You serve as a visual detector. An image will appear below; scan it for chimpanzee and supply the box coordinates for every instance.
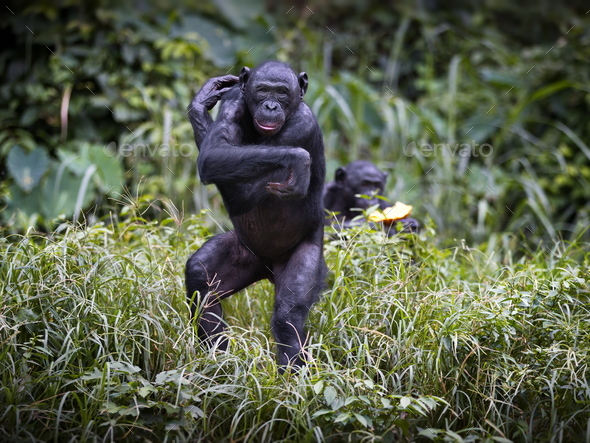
[323,160,420,234]
[186,61,326,370]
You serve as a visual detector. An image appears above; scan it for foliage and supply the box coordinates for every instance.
[0,0,273,231]
[285,1,590,245]
[2,1,589,245]
[0,206,589,441]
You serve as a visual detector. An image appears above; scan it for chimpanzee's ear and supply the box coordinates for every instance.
[298,72,308,98]
[239,67,251,92]
[335,167,347,185]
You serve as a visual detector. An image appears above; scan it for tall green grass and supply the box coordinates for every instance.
[1,203,588,441]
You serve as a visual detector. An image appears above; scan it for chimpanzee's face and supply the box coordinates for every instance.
[240,62,308,136]
[336,161,387,209]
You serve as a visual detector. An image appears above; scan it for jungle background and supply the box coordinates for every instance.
[2,0,589,245]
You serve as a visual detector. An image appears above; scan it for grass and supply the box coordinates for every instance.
[1,203,589,442]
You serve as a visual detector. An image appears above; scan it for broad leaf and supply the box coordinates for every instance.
[7,145,49,193]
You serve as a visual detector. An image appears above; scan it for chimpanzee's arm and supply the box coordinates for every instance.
[187,75,239,148]
[198,96,312,200]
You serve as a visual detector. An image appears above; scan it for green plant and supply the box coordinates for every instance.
[1,200,588,440]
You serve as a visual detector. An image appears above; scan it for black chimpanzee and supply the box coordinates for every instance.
[186,61,326,370]
[323,160,420,234]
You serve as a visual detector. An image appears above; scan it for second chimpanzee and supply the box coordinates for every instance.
[323,160,420,234]
[186,61,326,370]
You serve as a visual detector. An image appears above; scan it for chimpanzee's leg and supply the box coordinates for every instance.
[186,231,270,349]
[271,229,326,370]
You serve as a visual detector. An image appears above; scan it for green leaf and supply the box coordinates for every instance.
[399,396,412,408]
[41,167,96,220]
[104,401,123,414]
[212,0,265,30]
[313,380,324,395]
[334,412,350,423]
[80,368,103,381]
[354,413,369,427]
[176,15,236,67]
[138,385,156,398]
[7,145,49,192]
[88,144,124,194]
[311,409,332,418]
[5,182,44,219]
[185,404,204,418]
[323,386,337,406]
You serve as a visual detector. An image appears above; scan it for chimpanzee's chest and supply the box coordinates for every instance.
[231,198,310,258]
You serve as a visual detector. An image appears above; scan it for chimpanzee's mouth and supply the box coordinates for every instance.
[254,119,280,133]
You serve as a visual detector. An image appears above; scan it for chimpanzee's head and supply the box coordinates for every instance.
[239,61,308,136]
[335,161,388,209]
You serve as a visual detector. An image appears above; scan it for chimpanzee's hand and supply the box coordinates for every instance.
[266,148,311,200]
[190,75,239,111]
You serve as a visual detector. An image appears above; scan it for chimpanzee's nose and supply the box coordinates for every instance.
[265,102,278,111]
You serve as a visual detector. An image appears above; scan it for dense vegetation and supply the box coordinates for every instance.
[1,0,589,441]
[1,208,589,441]
[2,0,589,243]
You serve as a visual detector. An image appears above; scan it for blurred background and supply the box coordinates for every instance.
[1,0,589,248]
